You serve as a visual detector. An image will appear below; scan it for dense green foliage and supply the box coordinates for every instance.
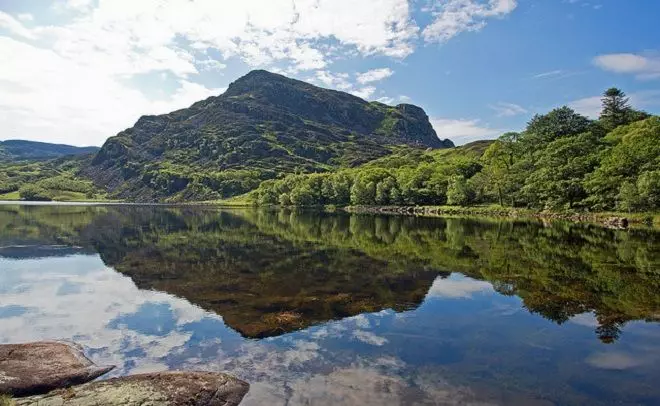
[252,89,658,212]
[0,157,106,201]
[252,142,490,206]
[82,70,452,201]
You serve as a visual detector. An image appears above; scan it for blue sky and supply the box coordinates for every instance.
[1,0,659,146]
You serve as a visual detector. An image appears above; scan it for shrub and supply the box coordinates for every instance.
[19,184,52,201]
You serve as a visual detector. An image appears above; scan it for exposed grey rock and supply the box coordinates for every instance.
[15,371,249,406]
[0,341,114,397]
[602,216,629,229]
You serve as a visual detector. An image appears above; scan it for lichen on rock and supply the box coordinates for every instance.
[15,371,249,406]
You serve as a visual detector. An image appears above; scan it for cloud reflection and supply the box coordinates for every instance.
[426,274,494,299]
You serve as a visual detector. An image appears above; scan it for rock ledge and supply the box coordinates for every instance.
[0,341,114,397]
[15,371,249,406]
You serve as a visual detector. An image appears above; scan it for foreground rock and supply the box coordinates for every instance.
[15,371,249,406]
[0,341,114,397]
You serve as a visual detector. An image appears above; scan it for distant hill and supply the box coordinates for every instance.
[84,70,453,201]
[0,140,99,161]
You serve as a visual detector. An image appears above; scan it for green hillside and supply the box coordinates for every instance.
[0,140,99,161]
[0,156,108,202]
[81,70,453,202]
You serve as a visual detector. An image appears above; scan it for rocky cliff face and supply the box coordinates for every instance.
[84,70,453,201]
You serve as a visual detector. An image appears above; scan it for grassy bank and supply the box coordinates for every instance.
[0,191,20,200]
[0,194,122,203]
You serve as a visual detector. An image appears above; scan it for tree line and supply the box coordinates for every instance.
[252,88,659,212]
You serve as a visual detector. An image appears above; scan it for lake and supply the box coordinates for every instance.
[1,204,659,405]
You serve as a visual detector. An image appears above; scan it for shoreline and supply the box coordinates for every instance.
[342,205,659,228]
[2,200,658,228]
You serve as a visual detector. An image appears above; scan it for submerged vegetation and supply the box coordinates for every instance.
[252,88,658,213]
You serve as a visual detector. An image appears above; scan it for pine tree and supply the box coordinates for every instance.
[599,88,631,130]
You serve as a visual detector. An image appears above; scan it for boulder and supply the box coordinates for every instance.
[0,341,114,397]
[15,371,249,406]
[603,216,629,229]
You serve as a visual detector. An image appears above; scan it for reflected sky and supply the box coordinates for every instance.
[1,204,660,405]
[2,251,660,405]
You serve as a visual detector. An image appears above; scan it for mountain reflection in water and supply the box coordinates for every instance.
[1,204,659,405]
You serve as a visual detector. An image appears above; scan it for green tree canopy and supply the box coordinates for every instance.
[525,107,592,144]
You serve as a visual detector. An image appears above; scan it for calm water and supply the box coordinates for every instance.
[1,205,660,405]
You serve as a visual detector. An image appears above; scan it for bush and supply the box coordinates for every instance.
[279,193,291,206]
[19,184,52,201]
[0,182,19,194]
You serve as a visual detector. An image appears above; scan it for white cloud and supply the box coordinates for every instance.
[530,69,583,81]
[356,68,394,84]
[313,69,397,102]
[0,11,35,39]
[0,0,523,146]
[16,13,33,22]
[431,117,502,145]
[350,86,377,100]
[46,0,417,72]
[315,70,352,90]
[375,96,396,104]
[593,52,660,80]
[197,58,227,72]
[0,0,426,145]
[490,101,527,117]
[423,0,518,43]
[0,37,223,146]
[533,70,564,79]
[569,96,602,118]
[630,90,660,110]
[65,0,93,10]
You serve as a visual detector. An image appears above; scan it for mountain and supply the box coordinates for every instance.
[84,70,453,201]
[0,140,99,161]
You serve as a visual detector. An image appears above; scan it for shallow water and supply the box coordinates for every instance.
[1,204,659,405]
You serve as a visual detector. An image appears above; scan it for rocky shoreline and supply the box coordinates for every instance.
[343,205,639,229]
[0,342,249,405]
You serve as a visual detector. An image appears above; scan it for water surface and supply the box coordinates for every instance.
[1,205,659,405]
